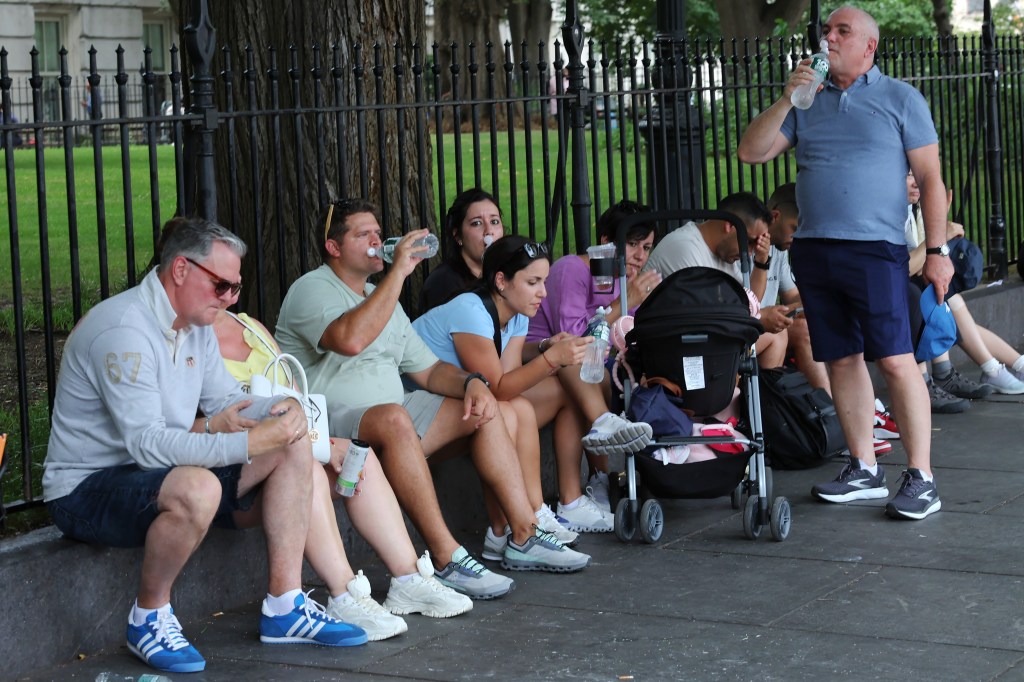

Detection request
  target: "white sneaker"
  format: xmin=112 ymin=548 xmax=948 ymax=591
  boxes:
xmin=384 ymin=552 xmax=473 ymax=618
xmin=981 ymin=365 xmax=1024 ymax=394
xmin=556 ymin=493 xmax=614 ymax=532
xmin=535 ymin=505 xmax=580 ymax=546
xmin=586 ymin=471 xmax=611 ymax=510
xmin=581 ymin=412 xmax=653 ymax=456
xmin=481 ymin=526 xmax=508 ymax=562
xmin=327 ymin=571 xmax=408 ymax=641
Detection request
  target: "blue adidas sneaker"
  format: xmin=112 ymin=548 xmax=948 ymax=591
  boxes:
xmin=260 ymin=591 xmax=368 ymax=647
xmin=126 ymin=607 xmax=206 ymax=673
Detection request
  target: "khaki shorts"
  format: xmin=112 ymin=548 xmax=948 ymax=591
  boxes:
xmin=328 ymin=390 xmax=445 ymax=442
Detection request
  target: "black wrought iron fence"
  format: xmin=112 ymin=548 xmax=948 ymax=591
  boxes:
xmin=2 ymin=12 xmax=1023 ymax=524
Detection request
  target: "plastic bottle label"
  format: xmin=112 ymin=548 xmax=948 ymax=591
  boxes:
xmin=810 ymin=55 xmax=829 ymax=78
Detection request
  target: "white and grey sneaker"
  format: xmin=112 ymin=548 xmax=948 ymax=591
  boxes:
xmin=586 ymin=471 xmax=611 ymax=510
xmin=501 ymin=528 xmax=591 ymax=573
xmin=981 ymin=365 xmax=1024 ymax=394
xmin=556 ymin=493 xmax=614 ymax=533
xmin=384 ymin=552 xmax=473 ymax=618
xmin=535 ymin=505 xmax=580 ymax=546
xmin=481 ymin=526 xmax=509 ymax=562
xmin=434 ymin=546 xmax=515 ymax=600
xmin=326 ymin=571 xmax=408 ymax=642
xmin=581 ymin=412 xmax=653 ymax=456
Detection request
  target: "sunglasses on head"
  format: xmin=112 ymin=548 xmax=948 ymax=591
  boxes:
xmin=520 ymin=241 xmax=549 ymax=259
xmin=185 ymin=257 xmax=243 ymax=296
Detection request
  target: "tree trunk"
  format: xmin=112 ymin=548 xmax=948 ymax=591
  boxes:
xmin=931 ymin=0 xmax=953 ymax=36
xmin=178 ymin=0 xmax=432 ymax=323
xmin=507 ymin=0 xmax=554 ymax=66
xmin=432 ymin=0 xmax=509 ymax=127
xmin=714 ymin=0 xmax=810 ymax=42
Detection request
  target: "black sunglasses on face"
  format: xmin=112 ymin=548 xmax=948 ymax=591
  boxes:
xmin=185 ymin=257 xmax=243 ymax=296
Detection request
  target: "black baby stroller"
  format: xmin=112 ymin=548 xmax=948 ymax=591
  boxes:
xmin=600 ymin=209 xmax=792 ymax=543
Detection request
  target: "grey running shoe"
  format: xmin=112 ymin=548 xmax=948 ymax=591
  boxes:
xmin=936 ymin=368 xmax=994 ymax=399
xmin=927 ymin=379 xmax=970 ymax=414
xmin=885 ymin=469 xmax=941 ymax=520
xmin=384 ymin=552 xmax=473 ymax=618
xmin=980 ymin=365 xmax=1024 ymax=395
xmin=534 ymin=505 xmax=580 ymax=546
xmin=501 ymin=528 xmax=591 ymax=573
xmin=811 ymin=457 xmax=888 ymax=503
xmin=582 ymin=412 xmax=653 ymax=456
xmin=434 ymin=546 xmax=515 ymax=600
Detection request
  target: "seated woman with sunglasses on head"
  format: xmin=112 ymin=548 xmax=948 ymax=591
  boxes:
xmin=413 ymin=236 xmax=652 ymax=542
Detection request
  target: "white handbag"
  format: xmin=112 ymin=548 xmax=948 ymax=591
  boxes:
xmin=250 ymin=353 xmax=331 ymax=464
xmin=225 ymin=312 xmax=331 ymax=464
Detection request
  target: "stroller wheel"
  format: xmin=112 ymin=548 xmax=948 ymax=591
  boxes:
xmin=639 ymin=499 xmax=664 ymax=544
xmin=742 ymin=495 xmax=762 ymax=540
xmin=614 ymin=497 xmax=637 ymax=542
xmin=730 ymin=482 xmax=743 ymax=510
xmin=770 ymin=496 xmax=792 ymax=541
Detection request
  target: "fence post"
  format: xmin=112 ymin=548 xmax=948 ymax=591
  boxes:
xmin=183 ymin=0 xmax=219 ymax=221
xmin=562 ymin=0 xmax=592 ymax=253
xmin=982 ymin=0 xmax=1007 ymax=279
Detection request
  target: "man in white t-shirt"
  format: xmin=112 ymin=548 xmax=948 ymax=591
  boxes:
xmin=644 ymin=191 xmax=786 ymax=367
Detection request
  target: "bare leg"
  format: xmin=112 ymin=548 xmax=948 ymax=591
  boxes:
xmin=976 ymin=326 xmax=1022 ymax=368
xmin=756 ymin=330 xmax=789 ymax=369
xmin=356 ymin=404 xmax=462 ymax=569
xmin=523 ymin=377 xmax=588 ymax=505
xmin=877 ymin=353 xmax=932 ymax=476
xmin=946 ymin=295 xmax=996 ymax=366
xmin=235 ymin=438 xmax=314 ymax=597
xmin=421 ymin=398 xmax=537 ymax=546
xmin=789 ymin=318 xmax=830 ymax=393
xmin=826 ymin=353 xmax=877 ymax=466
xmin=138 ymin=467 xmax=222 ymax=608
xmin=338 ymin=451 xmax=419 ymax=577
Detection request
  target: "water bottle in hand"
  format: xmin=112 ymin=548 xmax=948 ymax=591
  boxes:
xmin=580 ymin=306 xmax=611 ymax=384
xmin=372 ymin=233 xmax=439 ymax=262
xmin=790 ymin=39 xmax=829 ymax=110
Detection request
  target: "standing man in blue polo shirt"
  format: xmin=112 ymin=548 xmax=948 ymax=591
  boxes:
xmin=738 ymin=5 xmax=952 ymax=520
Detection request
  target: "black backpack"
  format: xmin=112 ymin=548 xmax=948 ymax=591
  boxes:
xmin=757 ymin=367 xmax=849 ymax=469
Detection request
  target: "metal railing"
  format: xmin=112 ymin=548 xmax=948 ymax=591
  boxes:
xmin=2 ymin=4 xmax=1022 ymax=523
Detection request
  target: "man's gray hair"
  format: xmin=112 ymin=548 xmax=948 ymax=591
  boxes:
xmin=157 ymin=216 xmax=247 ymax=271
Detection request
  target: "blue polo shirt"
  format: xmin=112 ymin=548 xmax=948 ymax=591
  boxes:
xmin=781 ymin=65 xmax=938 ymax=245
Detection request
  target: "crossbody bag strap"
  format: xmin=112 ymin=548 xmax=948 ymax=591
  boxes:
xmin=225 ymin=311 xmax=294 ymax=386
xmin=473 ymin=288 xmax=502 ymax=357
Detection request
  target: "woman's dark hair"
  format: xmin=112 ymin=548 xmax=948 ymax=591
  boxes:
xmin=318 ymin=198 xmax=379 ymax=260
xmin=595 ymin=199 xmax=654 ymax=244
xmin=442 ymin=187 xmax=502 ymax=279
xmin=480 ymin=235 xmax=550 ymax=293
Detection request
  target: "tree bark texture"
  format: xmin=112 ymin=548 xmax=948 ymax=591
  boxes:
xmin=178 ymin=0 xmax=432 ymax=324
xmin=714 ymin=0 xmax=810 ymax=41
xmin=931 ymin=0 xmax=953 ymax=36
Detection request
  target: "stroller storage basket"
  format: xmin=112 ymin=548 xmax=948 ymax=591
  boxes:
xmin=635 ymin=449 xmax=750 ymax=499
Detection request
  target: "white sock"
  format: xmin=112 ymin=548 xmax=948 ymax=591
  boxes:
xmin=917 ymin=470 xmax=935 ymax=482
xmin=561 ymin=495 xmax=584 ymax=510
xmin=857 ymin=459 xmax=878 ymax=476
xmin=395 ymin=573 xmax=416 ymax=583
xmin=329 ymin=592 xmax=352 ymax=604
xmin=980 ymin=358 xmax=1000 ymax=376
xmin=1012 ymin=356 xmax=1024 ymax=374
xmin=265 ymin=588 xmax=302 ymax=616
xmin=130 ymin=600 xmax=170 ymax=627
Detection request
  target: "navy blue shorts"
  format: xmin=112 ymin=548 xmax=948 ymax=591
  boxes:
xmin=789 ymin=238 xmax=912 ymax=362
xmin=47 ymin=463 xmax=257 ymax=548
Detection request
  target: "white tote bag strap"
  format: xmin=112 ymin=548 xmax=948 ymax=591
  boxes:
xmin=225 ymin=311 xmax=294 ymax=387
xmin=261 ymin=353 xmax=308 ymax=398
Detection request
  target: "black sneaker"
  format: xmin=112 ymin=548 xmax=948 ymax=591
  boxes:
xmin=811 ymin=457 xmax=888 ymax=503
xmin=885 ymin=469 xmax=941 ymax=520
xmin=935 ymin=369 xmax=994 ymax=400
xmin=927 ymin=379 xmax=970 ymax=414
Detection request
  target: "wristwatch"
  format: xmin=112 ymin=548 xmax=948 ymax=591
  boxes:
xmin=464 ymin=372 xmax=490 ymax=391
xmin=925 ymin=243 xmax=950 ymax=257
xmin=754 ymin=256 xmax=772 ymax=271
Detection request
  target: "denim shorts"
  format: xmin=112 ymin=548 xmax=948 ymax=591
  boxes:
xmin=47 ymin=463 xmax=256 ymax=548
xmin=790 ymin=238 xmax=912 ymax=362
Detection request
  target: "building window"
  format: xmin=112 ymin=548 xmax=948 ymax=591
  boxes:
xmin=143 ymin=23 xmax=167 ymax=72
xmin=34 ymin=18 xmax=63 ymax=121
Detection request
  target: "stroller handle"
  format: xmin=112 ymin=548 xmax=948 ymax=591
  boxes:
xmin=610 ymin=209 xmax=754 ymax=319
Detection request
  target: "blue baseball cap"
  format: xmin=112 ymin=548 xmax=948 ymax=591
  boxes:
xmin=915 ymin=284 xmax=958 ymax=362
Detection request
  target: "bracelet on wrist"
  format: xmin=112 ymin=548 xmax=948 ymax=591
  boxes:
xmin=539 ymin=338 xmax=550 ymax=353
xmin=541 ymin=351 xmax=559 ymax=374
xmin=204 ymin=416 xmax=212 ymax=434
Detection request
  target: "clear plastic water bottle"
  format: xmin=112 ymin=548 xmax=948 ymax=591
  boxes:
xmin=580 ymin=306 xmax=611 ymax=384
xmin=790 ymin=39 xmax=829 ymax=110
xmin=95 ymin=674 xmax=171 ymax=682
xmin=371 ymin=233 xmax=439 ymax=262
